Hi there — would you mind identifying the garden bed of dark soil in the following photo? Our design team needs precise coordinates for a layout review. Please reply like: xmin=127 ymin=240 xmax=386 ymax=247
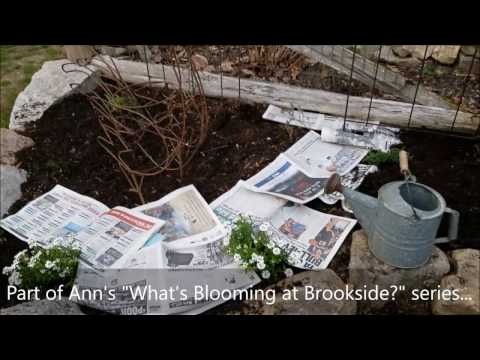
xmin=1 ymin=91 xmax=479 ymax=314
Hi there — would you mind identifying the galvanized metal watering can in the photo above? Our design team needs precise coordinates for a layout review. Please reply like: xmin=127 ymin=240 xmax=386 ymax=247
xmin=325 ymin=151 xmax=459 ymax=268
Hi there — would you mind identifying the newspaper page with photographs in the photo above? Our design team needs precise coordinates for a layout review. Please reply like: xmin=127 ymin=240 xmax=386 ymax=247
xmin=244 ymin=130 xmax=368 ymax=204
xmin=284 ymin=130 xmax=369 ymax=178
xmin=244 ymin=154 xmax=329 ymax=204
xmin=0 ymin=185 xmax=110 ymax=246
xmin=133 ymin=185 xmax=226 ymax=250
xmin=211 ymin=181 xmax=356 ymax=270
xmin=68 ymin=207 xmax=164 ymax=269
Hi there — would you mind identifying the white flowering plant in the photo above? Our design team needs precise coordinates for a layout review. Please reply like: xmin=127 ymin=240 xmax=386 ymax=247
xmin=2 ymin=241 xmax=81 ymax=294
xmin=224 ymin=216 xmax=293 ymax=281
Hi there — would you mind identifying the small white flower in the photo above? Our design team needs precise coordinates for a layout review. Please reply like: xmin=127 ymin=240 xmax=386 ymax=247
xmin=257 ymin=262 xmax=266 ymax=270
xmin=45 ymin=260 xmax=55 ymax=269
xmin=273 ymin=247 xmax=281 ymax=255
xmin=8 ymin=270 xmax=22 ymax=286
xmin=267 ymin=230 xmax=273 ymax=236
xmin=259 ymin=223 xmax=269 ymax=232
xmin=233 ymin=254 xmax=241 ymax=262
xmin=284 ymin=268 xmax=294 ymax=277
xmin=256 ymin=255 xmax=264 ymax=263
xmin=2 ymin=266 xmax=12 ymax=275
xmin=266 ymin=242 xmax=274 ymax=249
xmin=249 ymin=257 xmax=256 ymax=264
xmin=261 ymin=270 xmax=271 ymax=279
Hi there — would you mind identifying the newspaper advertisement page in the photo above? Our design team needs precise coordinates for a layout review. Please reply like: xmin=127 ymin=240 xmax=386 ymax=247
xmin=72 ymin=207 xmax=164 ymax=270
xmin=268 ymin=204 xmax=356 ymax=270
xmin=244 ymin=154 xmax=328 ymax=204
xmin=284 ymin=130 xmax=369 ymax=177
xmin=0 ymin=185 xmax=109 ymax=246
xmin=133 ymin=185 xmax=226 ymax=250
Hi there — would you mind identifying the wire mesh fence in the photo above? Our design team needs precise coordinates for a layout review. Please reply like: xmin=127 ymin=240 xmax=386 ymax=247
xmin=62 ymin=45 xmax=480 ymax=138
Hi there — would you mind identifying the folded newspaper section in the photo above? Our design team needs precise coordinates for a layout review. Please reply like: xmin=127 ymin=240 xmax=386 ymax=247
xmin=263 ymin=105 xmax=401 ymax=152
xmin=134 ymin=185 xmax=226 ymax=250
xmin=132 ymin=185 xmax=229 ymax=269
xmin=321 ymin=127 xmax=401 ymax=153
xmin=211 ymin=181 xmax=356 ymax=270
xmin=245 ymin=131 xmax=368 ymax=203
xmin=73 ymin=266 xmax=259 ymax=315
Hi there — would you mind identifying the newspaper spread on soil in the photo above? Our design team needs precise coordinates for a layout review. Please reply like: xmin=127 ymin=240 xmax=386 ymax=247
xmin=263 ymin=105 xmax=401 ymax=152
xmin=321 ymin=126 xmax=402 ymax=152
xmin=211 ymin=181 xmax=356 ymax=270
xmin=133 ymin=185 xmax=227 ymax=250
xmin=0 ymin=185 xmax=109 ymax=246
xmin=1 ymin=184 xmax=260 ymax=314
xmin=245 ymin=131 xmax=368 ymax=203
xmin=0 ymin=185 xmax=165 ymax=270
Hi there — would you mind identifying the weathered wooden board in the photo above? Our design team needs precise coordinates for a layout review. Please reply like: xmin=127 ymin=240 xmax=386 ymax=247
xmin=90 ymin=56 xmax=478 ymax=133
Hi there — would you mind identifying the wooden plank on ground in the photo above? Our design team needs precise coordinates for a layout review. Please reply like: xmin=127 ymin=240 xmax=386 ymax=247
xmin=90 ymin=56 xmax=479 ymax=133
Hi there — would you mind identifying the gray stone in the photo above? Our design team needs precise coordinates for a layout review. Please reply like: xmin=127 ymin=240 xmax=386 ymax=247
xmin=0 ymin=299 xmax=84 ymax=315
xmin=0 ymin=165 xmax=27 ymax=218
xmin=9 ymin=59 xmax=98 ymax=131
xmin=377 ymin=46 xmax=420 ymax=66
xmin=0 ymin=128 xmax=34 ymax=166
xmin=432 ymin=249 xmax=480 ymax=315
xmin=460 ymin=46 xmax=479 ymax=57
xmin=457 ymin=53 xmax=480 ymax=75
xmin=431 ymin=46 xmax=461 ymax=65
xmin=390 ymin=45 xmax=434 ymax=60
xmin=259 ymin=270 xmax=357 ymax=315
xmin=349 ymin=230 xmax=450 ymax=309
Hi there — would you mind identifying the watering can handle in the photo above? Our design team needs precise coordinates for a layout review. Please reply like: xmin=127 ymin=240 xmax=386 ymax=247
xmin=435 ymin=207 xmax=460 ymax=243
xmin=399 ymin=150 xmax=410 ymax=175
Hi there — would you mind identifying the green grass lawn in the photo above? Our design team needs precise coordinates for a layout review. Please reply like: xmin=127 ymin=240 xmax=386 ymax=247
xmin=0 ymin=45 xmax=64 ymax=128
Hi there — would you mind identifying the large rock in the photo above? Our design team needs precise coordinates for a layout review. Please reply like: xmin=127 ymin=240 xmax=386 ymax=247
xmin=0 ymin=128 xmax=34 ymax=166
xmin=259 ymin=270 xmax=357 ymax=315
xmin=9 ymin=59 xmax=98 ymax=130
xmin=431 ymin=46 xmax=461 ymax=65
xmin=391 ymin=45 xmax=434 ymax=60
xmin=0 ymin=299 xmax=84 ymax=315
xmin=432 ymin=249 xmax=480 ymax=315
xmin=377 ymin=46 xmax=420 ymax=66
xmin=349 ymin=230 xmax=450 ymax=310
xmin=0 ymin=165 xmax=27 ymax=218
xmin=457 ymin=53 xmax=480 ymax=76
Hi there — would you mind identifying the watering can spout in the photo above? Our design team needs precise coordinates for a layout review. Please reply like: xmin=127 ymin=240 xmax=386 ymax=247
xmin=325 ymin=173 xmax=378 ymax=237
xmin=343 ymin=188 xmax=378 ymax=236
